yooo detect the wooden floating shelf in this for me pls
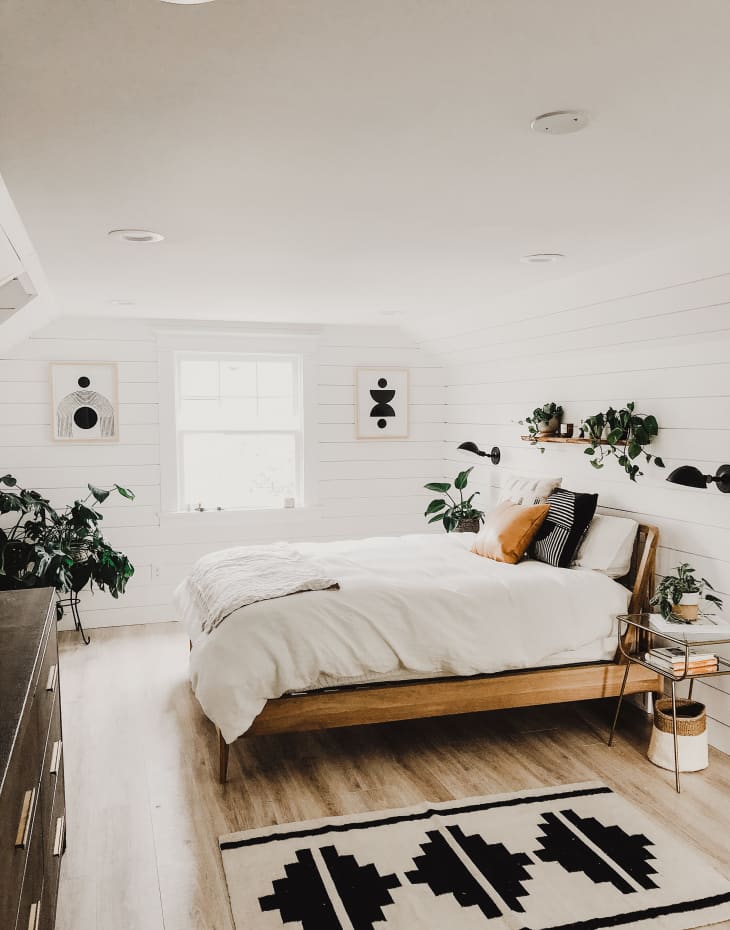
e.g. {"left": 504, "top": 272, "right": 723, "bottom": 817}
{"left": 520, "top": 435, "right": 627, "bottom": 446}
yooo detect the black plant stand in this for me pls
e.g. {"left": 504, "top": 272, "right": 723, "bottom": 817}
{"left": 56, "top": 592, "right": 90, "bottom": 645}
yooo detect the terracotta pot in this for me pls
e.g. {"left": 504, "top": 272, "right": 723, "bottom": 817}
{"left": 672, "top": 592, "right": 700, "bottom": 622}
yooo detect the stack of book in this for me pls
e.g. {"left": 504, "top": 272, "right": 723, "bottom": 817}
{"left": 645, "top": 646, "right": 719, "bottom": 675}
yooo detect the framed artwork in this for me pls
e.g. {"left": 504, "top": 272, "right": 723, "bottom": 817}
{"left": 355, "top": 368, "right": 409, "bottom": 439}
{"left": 50, "top": 362, "right": 119, "bottom": 442}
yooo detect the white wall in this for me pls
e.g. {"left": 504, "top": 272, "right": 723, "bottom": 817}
{"left": 424, "top": 243, "right": 730, "bottom": 752}
{"left": 0, "top": 317, "right": 445, "bottom": 629}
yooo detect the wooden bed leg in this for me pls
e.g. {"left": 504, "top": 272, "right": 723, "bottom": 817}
{"left": 218, "top": 729, "right": 230, "bottom": 784}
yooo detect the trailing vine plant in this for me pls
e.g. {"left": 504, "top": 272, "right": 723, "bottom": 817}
{"left": 583, "top": 403, "right": 664, "bottom": 481}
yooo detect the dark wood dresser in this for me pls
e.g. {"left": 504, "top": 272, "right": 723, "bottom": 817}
{"left": 0, "top": 589, "right": 66, "bottom": 930}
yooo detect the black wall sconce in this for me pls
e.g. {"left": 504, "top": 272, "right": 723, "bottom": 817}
{"left": 458, "top": 441, "right": 501, "bottom": 465}
{"left": 666, "top": 464, "right": 730, "bottom": 493}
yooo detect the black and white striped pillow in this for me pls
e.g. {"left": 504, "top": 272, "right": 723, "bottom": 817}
{"left": 530, "top": 488, "right": 598, "bottom": 568}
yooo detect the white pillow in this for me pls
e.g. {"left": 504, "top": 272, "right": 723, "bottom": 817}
{"left": 497, "top": 472, "right": 562, "bottom": 506}
{"left": 572, "top": 514, "right": 638, "bottom": 578}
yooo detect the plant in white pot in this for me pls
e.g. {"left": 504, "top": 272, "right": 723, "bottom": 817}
{"left": 520, "top": 402, "right": 563, "bottom": 443}
{"left": 650, "top": 563, "right": 723, "bottom": 623}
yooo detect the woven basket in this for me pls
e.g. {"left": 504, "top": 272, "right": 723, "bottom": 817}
{"left": 455, "top": 517, "right": 481, "bottom": 534}
{"left": 648, "top": 698, "right": 708, "bottom": 772}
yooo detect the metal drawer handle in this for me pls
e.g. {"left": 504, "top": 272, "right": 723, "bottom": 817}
{"left": 15, "top": 787, "right": 36, "bottom": 848}
{"left": 50, "top": 739, "right": 63, "bottom": 775}
{"left": 46, "top": 663, "right": 57, "bottom": 692}
{"left": 27, "top": 901, "right": 40, "bottom": 930}
{"left": 53, "top": 815, "right": 65, "bottom": 857}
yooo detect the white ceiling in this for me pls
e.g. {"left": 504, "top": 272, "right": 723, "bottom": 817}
{"left": 2, "top": 0, "right": 730, "bottom": 329}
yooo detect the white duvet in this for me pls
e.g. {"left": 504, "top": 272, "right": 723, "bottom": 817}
{"left": 176, "top": 534, "right": 630, "bottom": 743}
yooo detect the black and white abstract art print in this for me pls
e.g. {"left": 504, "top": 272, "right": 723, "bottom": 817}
{"left": 220, "top": 782, "right": 730, "bottom": 930}
{"left": 356, "top": 368, "right": 408, "bottom": 439}
{"left": 51, "top": 362, "right": 119, "bottom": 442}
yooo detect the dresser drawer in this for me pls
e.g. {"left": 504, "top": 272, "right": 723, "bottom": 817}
{"left": 39, "top": 693, "right": 62, "bottom": 840}
{"left": 0, "top": 704, "right": 42, "bottom": 930}
{"left": 14, "top": 809, "right": 44, "bottom": 930}
{"left": 35, "top": 621, "right": 58, "bottom": 741}
{"left": 40, "top": 767, "right": 65, "bottom": 930}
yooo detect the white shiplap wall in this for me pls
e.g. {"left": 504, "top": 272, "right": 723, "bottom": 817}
{"left": 425, "top": 255, "right": 730, "bottom": 753}
{"left": 0, "top": 317, "right": 445, "bottom": 629}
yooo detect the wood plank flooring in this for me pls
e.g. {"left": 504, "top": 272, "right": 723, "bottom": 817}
{"left": 56, "top": 622, "right": 730, "bottom": 930}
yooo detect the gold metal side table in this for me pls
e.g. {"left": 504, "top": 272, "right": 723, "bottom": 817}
{"left": 608, "top": 612, "right": 730, "bottom": 793}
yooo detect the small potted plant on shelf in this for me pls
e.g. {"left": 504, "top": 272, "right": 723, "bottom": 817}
{"left": 520, "top": 402, "right": 563, "bottom": 443}
{"left": 424, "top": 466, "right": 485, "bottom": 533}
{"left": 650, "top": 562, "right": 723, "bottom": 623}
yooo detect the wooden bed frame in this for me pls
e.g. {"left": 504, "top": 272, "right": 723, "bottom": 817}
{"left": 213, "top": 524, "right": 662, "bottom": 783}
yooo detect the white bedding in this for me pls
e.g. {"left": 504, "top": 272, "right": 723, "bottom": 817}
{"left": 176, "top": 533, "right": 630, "bottom": 743}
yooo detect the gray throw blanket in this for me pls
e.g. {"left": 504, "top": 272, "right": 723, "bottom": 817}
{"left": 189, "top": 543, "right": 339, "bottom": 634}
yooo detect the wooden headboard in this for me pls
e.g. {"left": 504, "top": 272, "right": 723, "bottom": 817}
{"left": 620, "top": 523, "right": 659, "bottom": 614}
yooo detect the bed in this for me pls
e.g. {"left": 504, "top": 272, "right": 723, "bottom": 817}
{"left": 177, "top": 524, "right": 660, "bottom": 782}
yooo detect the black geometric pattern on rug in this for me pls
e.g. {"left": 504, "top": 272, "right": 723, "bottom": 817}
{"left": 259, "top": 847, "right": 343, "bottom": 928}
{"left": 319, "top": 844, "right": 401, "bottom": 929}
{"left": 561, "top": 809, "right": 658, "bottom": 890}
{"left": 222, "top": 784, "right": 730, "bottom": 930}
{"left": 406, "top": 829, "right": 503, "bottom": 918}
{"left": 447, "top": 824, "right": 534, "bottom": 912}
{"left": 535, "top": 812, "right": 635, "bottom": 894}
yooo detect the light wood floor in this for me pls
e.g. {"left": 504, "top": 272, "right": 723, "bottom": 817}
{"left": 56, "top": 622, "right": 730, "bottom": 930}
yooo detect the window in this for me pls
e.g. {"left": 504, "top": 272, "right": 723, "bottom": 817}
{"left": 175, "top": 353, "right": 302, "bottom": 511}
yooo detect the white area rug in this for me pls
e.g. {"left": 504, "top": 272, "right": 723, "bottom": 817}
{"left": 220, "top": 781, "right": 730, "bottom": 930}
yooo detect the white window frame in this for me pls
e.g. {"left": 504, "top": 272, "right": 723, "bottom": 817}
{"left": 158, "top": 332, "right": 318, "bottom": 517}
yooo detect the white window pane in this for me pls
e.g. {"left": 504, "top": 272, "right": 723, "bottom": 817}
{"left": 220, "top": 360, "right": 257, "bottom": 397}
{"left": 257, "top": 360, "right": 294, "bottom": 398}
{"left": 258, "top": 396, "right": 296, "bottom": 424}
{"left": 181, "top": 432, "right": 297, "bottom": 510}
{"left": 180, "top": 360, "right": 219, "bottom": 397}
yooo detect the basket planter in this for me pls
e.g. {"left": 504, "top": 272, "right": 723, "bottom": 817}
{"left": 455, "top": 517, "right": 481, "bottom": 534}
{"left": 648, "top": 698, "right": 708, "bottom": 772}
{"left": 672, "top": 592, "right": 700, "bottom": 622}
{"left": 537, "top": 415, "right": 561, "bottom": 436}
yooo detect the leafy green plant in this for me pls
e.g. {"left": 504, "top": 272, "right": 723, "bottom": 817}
{"left": 583, "top": 402, "right": 664, "bottom": 481}
{"left": 0, "top": 474, "right": 135, "bottom": 601}
{"left": 649, "top": 562, "right": 723, "bottom": 621}
{"left": 424, "top": 466, "right": 485, "bottom": 532}
{"left": 519, "top": 402, "right": 563, "bottom": 444}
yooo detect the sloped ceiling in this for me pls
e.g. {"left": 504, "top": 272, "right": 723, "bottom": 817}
{"left": 1, "top": 0, "right": 730, "bottom": 336}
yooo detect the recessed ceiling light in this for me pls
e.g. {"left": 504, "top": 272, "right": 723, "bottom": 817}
{"left": 108, "top": 229, "right": 165, "bottom": 243}
{"left": 521, "top": 253, "right": 565, "bottom": 264}
{"left": 531, "top": 111, "right": 587, "bottom": 135}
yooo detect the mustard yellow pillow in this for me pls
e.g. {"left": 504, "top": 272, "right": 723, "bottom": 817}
{"left": 470, "top": 500, "right": 549, "bottom": 564}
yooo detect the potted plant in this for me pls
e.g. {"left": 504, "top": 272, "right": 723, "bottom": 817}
{"left": 583, "top": 402, "right": 664, "bottom": 481}
{"left": 520, "top": 402, "right": 563, "bottom": 442}
{"left": 0, "top": 474, "right": 135, "bottom": 605}
{"left": 650, "top": 562, "right": 723, "bottom": 622}
{"left": 424, "top": 466, "right": 485, "bottom": 533}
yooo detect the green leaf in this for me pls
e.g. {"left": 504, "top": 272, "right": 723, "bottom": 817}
{"left": 590, "top": 459, "right": 604, "bottom": 469}
{"left": 634, "top": 425, "right": 650, "bottom": 445}
{"left": 114, "top": 485, "right": 136, "bottom": 500}
{"left": 424, "top": 499, "right": 446, "bottom": 516}
{"left": 0, "top": 474, "right": 17, "bottom": 487}
{"left": 427, "top": 514, "right": 445, "bottom": 524}
{"left": 454, "top": 467, "right": 473, "bottom": 491}
{"left": 606, "top": 429, "right": 624, "bottom": 445}
{"left": 423, "top": 482, "right": 451, "bottom": 493}
{"left": 627, "top": 440, "right": 641, "bottom": 459}
{"left": 88, "top": 483, "right": 110, "bottom": 503}
{"left": 643, "top": 415, "right": 658, "bottom": 436}
{"left": 654, "top": 456, "right": 665, "bottom": 468}
{"left": 584, "top": 447, "right": 595, "bottom": 455}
